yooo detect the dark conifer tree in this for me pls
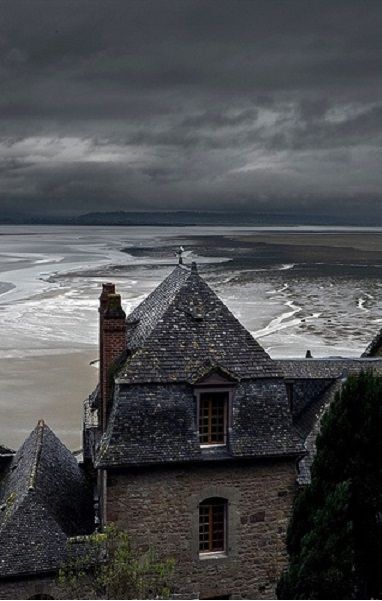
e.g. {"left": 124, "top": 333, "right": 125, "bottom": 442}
{"left": 278, "top": 371, "right": 382, "bottom": 599}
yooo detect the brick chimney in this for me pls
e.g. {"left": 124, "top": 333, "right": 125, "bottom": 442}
{"left": 99, "top": 283, "right": 115, "bottom": 363}
{"left": 99, "top": 286, "right": 126, "bottom": 432}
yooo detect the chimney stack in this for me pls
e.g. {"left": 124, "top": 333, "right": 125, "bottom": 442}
{"left": 99, "top": 286, "right": 126, "bottom": 432}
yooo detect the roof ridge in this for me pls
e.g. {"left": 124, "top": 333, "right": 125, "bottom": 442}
{"left": 28, "top": 419, "right": 45, "bottom": 491}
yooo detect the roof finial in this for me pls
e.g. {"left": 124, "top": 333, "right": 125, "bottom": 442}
{"left": 191, "top": 261, "right": 198, "bottom": 273}
{"left": 176, "top": 246, "right": 185, "bottom": 265}
{"left": 305, "top": 349, "right": 313, "bottom": 358}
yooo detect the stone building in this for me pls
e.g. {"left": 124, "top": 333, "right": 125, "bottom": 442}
{"left": 2, "top": 261, "right": 382, "bottom": 599}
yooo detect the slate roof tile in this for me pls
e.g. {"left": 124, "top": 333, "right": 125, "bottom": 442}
{"left": 118, "top": 265, "right": 281, "bottom": 384}
{"left": 0, "top": 420, "right": 93, "bottom": 577}
{"left": 297, "top": 381, "right": 342, "bottom": 485}
{"left": 126, "top": 264, "right": 190, "bottom": 351}
{"left": 277, "top": 357, "right": 382, "bottom": 380}
{"left": 97, "top": 380, "right": 304, "bottom": 467}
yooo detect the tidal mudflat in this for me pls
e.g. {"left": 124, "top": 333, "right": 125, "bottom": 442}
{"left": 1, "top": 225, "right": 382, "bottom": 449}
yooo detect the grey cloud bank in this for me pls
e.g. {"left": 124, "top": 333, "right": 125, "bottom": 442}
{"left": 1, "top": 0, "right": 382, "bottom": 221}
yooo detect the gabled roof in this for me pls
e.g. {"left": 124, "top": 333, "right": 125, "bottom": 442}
{"left": 0, "top": 420, "right": 93, "bottom": 577}
{"left": 118, "top": 264, "right": 281, "bottom": 384}
{"left": 191, "top": 365, "right": 239, "bottom": 385}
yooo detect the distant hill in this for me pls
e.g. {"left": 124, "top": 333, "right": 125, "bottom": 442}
{"left": 0, "top": 210, "right": 368, "bottom": 227}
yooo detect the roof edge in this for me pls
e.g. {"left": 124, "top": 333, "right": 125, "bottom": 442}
{"left": 28, "top": 419, "right": 45, "bottom": 491}
{"left": 96, "top": 449, "right": 305, "bottom": 470}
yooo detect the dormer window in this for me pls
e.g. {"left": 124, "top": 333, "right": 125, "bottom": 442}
{"left": 193, "top": 366, "right": 237, "bottom": 448}
{"left": 199, "top": 392, "right": 228, "bottom": 446}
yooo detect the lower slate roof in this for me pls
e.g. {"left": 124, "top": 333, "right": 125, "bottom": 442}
{"left": 97, "top": 379, "right": 304, "bottom": 467}
{"left": 280, "top": 358, "right": 382, "bottom": 485}
{"left": 0, "top": 420, "right": 93, "bottom": 578}
{"left": 297, "top": 380, "right": 342, "bottom": 486}
{"left": 277, "top": 357, "right": 382, "bottom": 380}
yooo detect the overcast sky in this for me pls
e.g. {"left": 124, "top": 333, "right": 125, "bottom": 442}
{"left": 1, "top": 0, "right": 382, "bottom": 218}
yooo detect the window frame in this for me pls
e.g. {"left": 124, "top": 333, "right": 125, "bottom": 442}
{"left": 195, "top": 387, "right": 233, "bottom": 448}
{"left": 199, "top": 497, "right": 228, "bottom": 556}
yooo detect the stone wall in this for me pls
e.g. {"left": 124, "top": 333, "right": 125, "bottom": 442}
{"left": 0, "top": 574, "right": 59, "bottom": 600}
{"left": 106, "top": 459, "right": 297, "bottom": 600}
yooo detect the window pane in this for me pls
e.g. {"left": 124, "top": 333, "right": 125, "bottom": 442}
{"left": 199, "top": 393, "right": 228, "bottom": 445}
{"left": 199, "top": 498, "right": 227, "bottom": 553}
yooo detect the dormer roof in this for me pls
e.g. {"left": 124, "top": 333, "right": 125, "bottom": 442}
{"left": 191, "top": 365, "right": 239, "bottom": 386}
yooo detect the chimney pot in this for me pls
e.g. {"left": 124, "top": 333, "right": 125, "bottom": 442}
{"left": 103, "top": 294, "right": 126, "bottom": 320}
{"left": 99, "top": 283, "right": 115, "bottom": 313}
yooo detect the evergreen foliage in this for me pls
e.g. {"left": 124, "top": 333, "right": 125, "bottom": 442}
{"left": 58, "top": 524, "right": 174, "bottom": 599}
{"left": 278, "top": 371, "right": 382, "bottom": 599}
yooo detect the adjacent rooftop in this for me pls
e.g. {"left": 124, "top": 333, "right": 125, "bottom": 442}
{"left": 0, "top": 420, "right": 93, "bottom": 577}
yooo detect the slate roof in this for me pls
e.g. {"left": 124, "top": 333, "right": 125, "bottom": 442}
{"left": 277, "top": 357, "right": 382, "bottom": 380}
{"left": 297, "top": 380, "right": 342, "bottom": 486}
{"left": 97, "top": 379, "right": 304, "bottom": 467}
{"left": 0, "top": 420, "right": 93, "bottom": 577}
{"left": 279, "top": 358, "right": 382, "bottom": 484}
{"left": 118, "top": 264, "right": 281, "bottom": 384}
{"left": 96, "top": 264, "right": 382, "bottom": 472}
{"left": 97, "top": 264, "right": 303, "bottom": 467}
{"left": 126, "top": 264, "right": 190, "bottom": 351}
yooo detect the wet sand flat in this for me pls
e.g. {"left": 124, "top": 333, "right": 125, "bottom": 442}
{"left": 177, "top": 232, "right": 382, "bottom": 264}
{"left": 233, "top": 232, "right": 382, "bottom": 250}
{"left": 0, "top": 349, "right": 98, "bottom": 450}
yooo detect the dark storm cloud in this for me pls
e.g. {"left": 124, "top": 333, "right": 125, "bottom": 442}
{"left": 1, "top": 0, "right": 382, "bottom": 218}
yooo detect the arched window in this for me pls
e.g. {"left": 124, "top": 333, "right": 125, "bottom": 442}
{"left": 199, "top": 497, "right": 227, "bottom": 554}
